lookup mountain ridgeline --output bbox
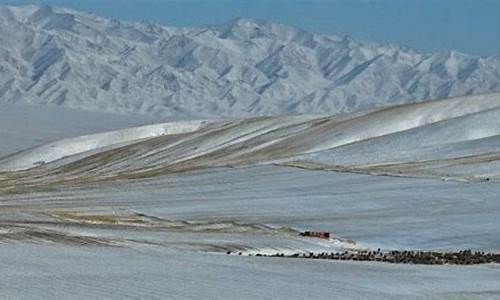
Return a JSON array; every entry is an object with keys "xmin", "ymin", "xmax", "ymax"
[{"xmin": 1, "ymin": 4, "xmax": 500, "ymax": 118}]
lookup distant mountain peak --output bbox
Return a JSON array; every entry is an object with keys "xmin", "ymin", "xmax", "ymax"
[{"xmin": 0, "ymin": 4, "xmax": 499, "ymax": 119}]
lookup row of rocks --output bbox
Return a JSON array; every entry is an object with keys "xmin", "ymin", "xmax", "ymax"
[{"xmin": 228, "ymin": 249, "xmax": 500, "ymax": 265}]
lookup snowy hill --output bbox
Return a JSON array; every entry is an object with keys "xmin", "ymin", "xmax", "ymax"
[
  {"xmin": 3, "ymin": 93, "xmax": 500, "ymax": 186},
  {"xmin": 1, "ymin": 4, "xmax": 500, "ymax": 118},
  {"xmin": 0, "ymin": 103, "xmax": 159, "ymax": 157}
]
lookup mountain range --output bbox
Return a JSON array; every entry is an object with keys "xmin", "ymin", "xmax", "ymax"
[{"xmin": 1, "ymin": 4, "xmax": 500, "ymax": 118}]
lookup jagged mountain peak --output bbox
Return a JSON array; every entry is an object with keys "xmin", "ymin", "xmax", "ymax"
[
  {"xmin": 0, "ymin": 4, "xmax": 499, "ymax": 119},
  {"xmin": 214, "ymin": 17, "xmax": 304, "ymax": 41}
]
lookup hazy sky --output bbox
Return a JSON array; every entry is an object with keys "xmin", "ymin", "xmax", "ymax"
[{"xmin": 1, "ymin": 0, "xmax": 499, "ymax": 56}]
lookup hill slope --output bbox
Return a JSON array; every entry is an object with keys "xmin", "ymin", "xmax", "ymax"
[
  {"xmin": 2, "ymin": 93, "xmax": 500, "ymax": 190},
  {"xmin": 1, "ymin": 5, "xmax": 500, "ymax": 118}
]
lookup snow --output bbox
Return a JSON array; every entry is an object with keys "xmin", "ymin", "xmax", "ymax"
[
  {"xmin": 11, "ymin": 245, "xmax": 500, "ymax": 299},
  {"xmin": 1, "ymin": 243, "xmax": 499, "ymax": 299},
  {"xmin": 1, "ymin": 4, "xmax": 500, "ymax": 119},
  {"xmin": 0, "ymin": 102, "xmax": 159, "ymax": 157},
  {"xmin": 4, "ymin": 165, "xmax": 498, "ymax": 251},
  {"xmin": 1, "ymin": 165, "xmax": 500, "ymax": 298},
  {"xmin": 1, "ymin": 6, "xmax": 500, "ymax": 296},
  {"xmin": 3, "ymin": 92, "xmax": 500, "ymax": 181},
  {"xmin": 1, "ymin": 94, "xmax": 500, "ymax": 298},
  {"xmin": 0, "ymin": 114, "xmax": 208, "ymax": 171}
]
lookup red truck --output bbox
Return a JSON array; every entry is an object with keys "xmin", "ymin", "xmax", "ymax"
[{"xmin": 300, "ymin": 231, "xmax": 330, "ymax": 239}]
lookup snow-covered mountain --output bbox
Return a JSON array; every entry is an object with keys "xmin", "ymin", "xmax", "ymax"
[{"xmin": 1, "ymin": 4, "xmax": 500, "ymax": 118}]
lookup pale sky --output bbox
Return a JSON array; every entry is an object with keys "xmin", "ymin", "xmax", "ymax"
[{"xmin": 1, "ymin": 0, "xmax": 499, "ymax": 56}]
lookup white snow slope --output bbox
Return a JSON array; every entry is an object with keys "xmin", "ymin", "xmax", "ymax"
[
  {"xmin": 0, "ymin": 102, "xmax": 161, "ymax": 157},
  {"xmin": 2, "ymin": 92, "xmax": 500, "ymax": 184},
  {"xmin": 0, "ymin": 118, "xmax": 207, "ymax": 171},
  {"xmin": 1, "ymin": 4, "xmax": 500, "ymax": 118},
  {"xmin": 2, "ymin": 95, "xmax": 500, "ymax": 299}
]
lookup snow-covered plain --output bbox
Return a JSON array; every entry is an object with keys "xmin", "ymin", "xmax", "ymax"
[
  {"xmin": 1, "ymin": 244, "xmax": 500, "ymax": 299},
  {"xmin": 2, "ymin": 79, "xmax": 500, "ymax": 297},
  {"xmin": 1, "ymin": 165, "xmax": 500, "ymax": 298},
  {"xmin": 3, "ymin": 165, "xmax": 500, "ymax": 251}
]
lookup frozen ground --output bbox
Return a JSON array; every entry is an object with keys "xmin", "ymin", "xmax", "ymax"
[
  {"xmin": 2, "ymin": 94, "xmax": 500, "ymax": 298},
  {"xmin": 1, "ymin": 244, "xmax": 500, "ymax": 299},
  {"xmin": 1, "ymin": 166, "xmax": 500, "ymax": 298},
  {"xmin": 2, "ymin": 165, "xmax": 500, "ymax": 251}
]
